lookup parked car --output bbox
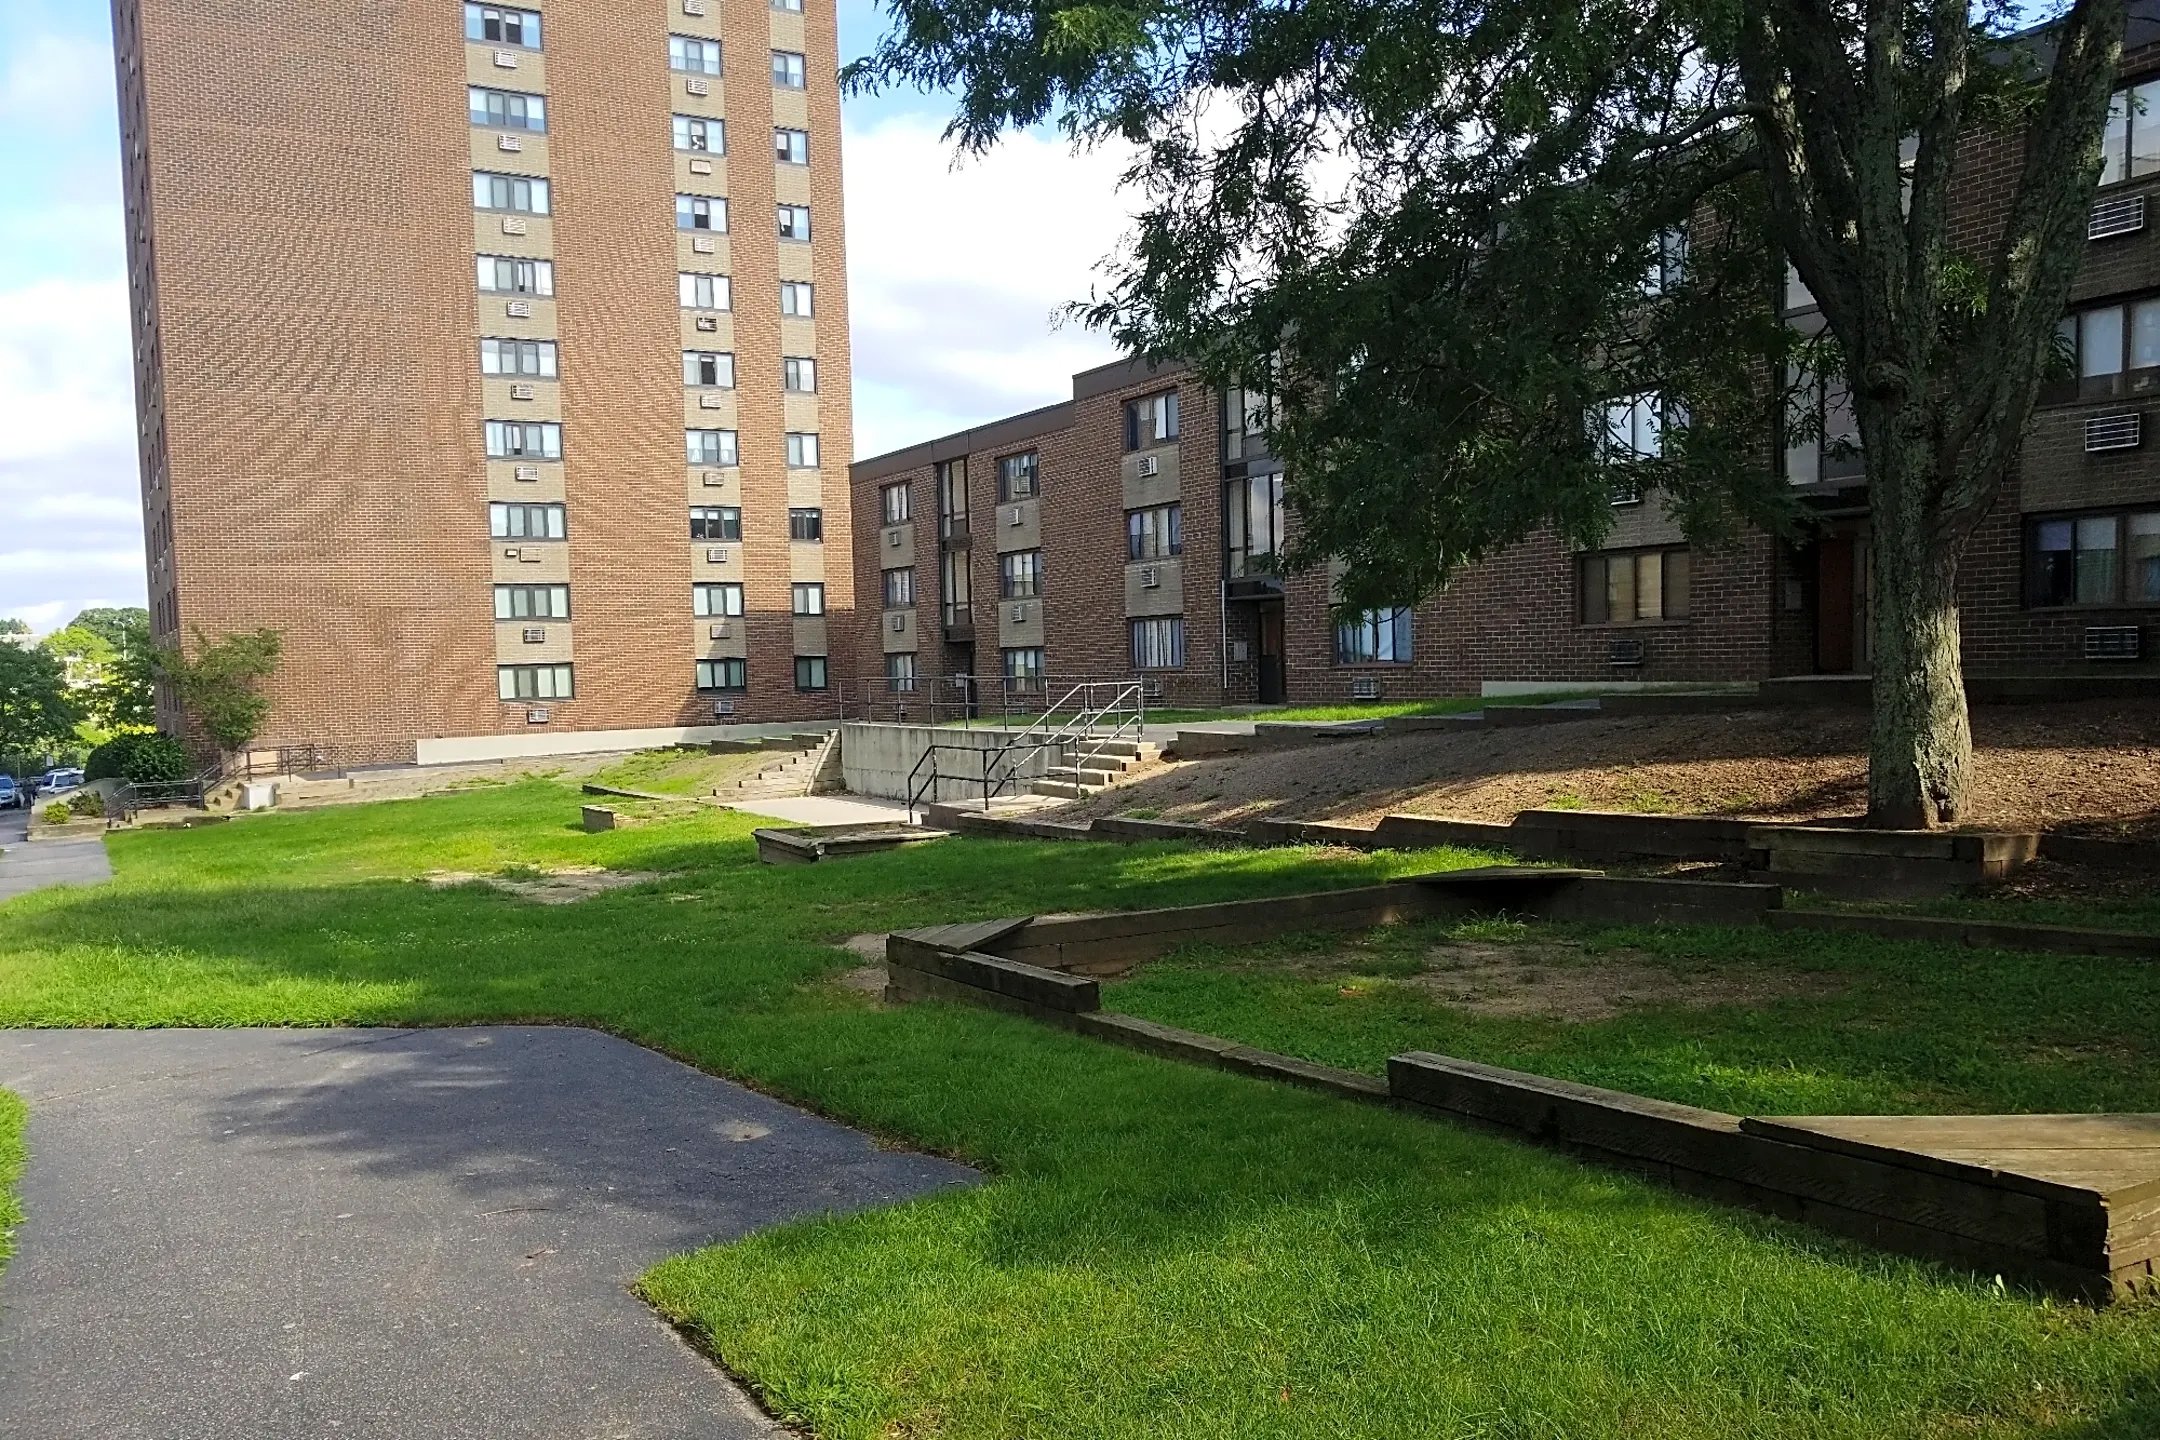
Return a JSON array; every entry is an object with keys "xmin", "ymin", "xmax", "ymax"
[
  {"xmin": 34, "ymin": 768, "xmax": 85, "ymax": 797},
  {"xmin": 0, "ymin": 775, "xmax": 19, "ymax": 809}
]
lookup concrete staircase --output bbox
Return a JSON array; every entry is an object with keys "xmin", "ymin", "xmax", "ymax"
[
  {"xmin": 716, "ymin": 731, "xmax": 837, "ymax": 802},
  {"xmin": 1029, "ymin": 736, "xmax": 1160, "ymax": 800}
]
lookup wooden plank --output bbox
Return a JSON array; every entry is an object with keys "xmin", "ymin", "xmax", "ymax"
[
  {"xmin": 889, "ymin": 948, "xmax": 1101, "ymax": 1014},
  {"xmin": 1742, "ymin": 1115, "xmax": 2160, "ymax": 1208},
  {"xmin": 1218, "ymin": 1047, "xmax": 1389, "ymax": 1102},
  {"xmin": 919, "ymin": 916, "xmax": 1037, "ymax": 955},
  {"xmin": 1746, "ymin": 825, "xmax": 1962, "ymax": 860}
]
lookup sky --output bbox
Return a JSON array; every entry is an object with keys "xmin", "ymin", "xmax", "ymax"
[{"xmin": 0, "ymin": 0, "xmax": 1133, "ymax": 635}]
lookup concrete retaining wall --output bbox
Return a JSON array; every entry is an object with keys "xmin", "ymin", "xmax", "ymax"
[{"xmin": 840, "ymin": 722, "xmax": 1064, "ymax": 803}]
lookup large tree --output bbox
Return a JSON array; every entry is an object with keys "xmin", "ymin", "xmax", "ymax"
[
  {"xmin": 158, "ymin": 628, "xmax": 283, "ymax": 756},
  {"xmin": 855, "ymin": 0, "xmax": 2127, "ymax": 827},
  {"xmin": 0, "ymin": 643, "xmax": 79, "ymax": 765}
]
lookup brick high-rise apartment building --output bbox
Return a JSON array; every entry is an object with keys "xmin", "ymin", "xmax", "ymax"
[
  {"xmin": 113, "ymin": 0, "xmax": 854, "ymax": 763},
  {"xmin": 853, "ymin": 31, "xmax": 2160, "ymax": 710}
]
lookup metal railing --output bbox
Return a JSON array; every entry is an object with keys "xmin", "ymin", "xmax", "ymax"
[
  {"xmin": 905, "ymin": 679, "xmax": 1145, "ymax": 822},
  {"xmin": 856, "ymin": 673, "xmax": 1167, "ymax": 727}
]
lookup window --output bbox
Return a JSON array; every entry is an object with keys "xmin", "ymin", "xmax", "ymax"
[
  {"xmin": 464, "ymin": 4, "xmax": 539, "ymax": 47},
  {"xmin": 693, "ymin": 582, "xmax": 745, "ymax": 617},
  {"xmin": 489, "ymin": 502, "xmax": 566, "ymax": 540},
  {"xmin": 1127, "ymin": 503, "xmax": 1182, "ymax": 560},
  {"xmin": 785, "ymin": 432, "xmax": 821, "ymax": 468},
  {"xmin": 1601, "ymin": 392, "xmax": 1665, "ymax": 459},
  {"xmin": 678, "ymin": 272, "xmax": 731, "ymax": 310},
  {"xmin": 1003, "ymin": 647, "xmax": 1045, "ymax": 691},
  {"xmin": 1223, "ymin": 379, "xmax": 1272, "ymax": 461},
  {"xmin": 498, "ymin": 663, "xmax": 572, "ymax": 700},
  {"xmin": 772, "ymin": 50, "xmax": 806, "ymax": 88},
  {"xmin": 683, "ymin": 351, "xmax": 735, "ymax": 388},
  {"xmin": 882, "ymin": 567, "xmax": 915, "ymax": 607},
  {"xmin": 690, "ymin": 506, "xmax": 741, "ymax": 541},
  {"xmin": 1580, "ymin": 547, "xmax": 1692, "ymax": 623},
  {"xmin": 2027, "ymin": 509, "xmax": 2160, "ymax": 606},
  {"xmin": 940, "ymin": 547, "xmax": 971, "ymax": 622},
  {"xmin": 669, "ymin": 35, "xmax": 722, "ymax": 74},
  {"xmin": 885, "ymin": 653, "xmax": 917, "ymax": 692},
  {"xmin": 474, "ymin": 172, "xmax": 549, "ymax": 214},
  {"xmin": 778, "ymin": 204, "xmax": 812, "ymax": 241},
  {"xmin": 480, "ymin": 337, "xmax": 557, "ymax": 377},
  {"xmin": 775, "ymin": 128, "xmax": 809, "ymax": 164},
  {"xmin": 880, "ymin": 482, "xmax": 910, "ymax": 524},
  {"xmin": 1124, "ymin": 390, "xmax": 1180, "ymax": 449},
  {"xmin": 791, "ymin": 582, "xmax": 825, "ymax": 616},
  {"xmin": 469, "ymin": 87, "xmax": 545, "ymax": 131},
  {"xmin": 493, "ymin": 583, "xmax": 569, "ymax": 620},
  {"xmin": 1131, "ymin": 616, "xmax": 1185, "ymax": 670},
  {"xmin": 936, "ymin": 457, "xmax": 968, "ymax": 537},
  {"xmin": 686, "ymin": 429, "xmax": 738, "ymax": 466},
  {"xmin": 1642, "ymin": 227, "xmax": 1688, "ymax": 295},
  {"xmin": 2100, "ymin": 78, "xmax": 2160, "ymax": 186},
  {"xmin": 773, "ymin": 0, "xmax": 804, "ymax": 10},
  {"xmin": 1225, "ymin": 469, "xmax": 1286, "ymax": 577},
  {"xmin": 485, "ymin": 420, "xmax": 561, "ymax": 458},
  {"xmin": 1336, "ymin": 608, "xmax": 1413, "ymax": 664},
  {"xmin": 477, "ymin": 255, "xmax": 553, "ymax": 295},
  {"xmin": 996, "ymin": 451, "xmax": 1039, "ymax": 501},
  {"xmin": 2055, "ymin": 298, "xmax": 2160, "ymax": 398},
  {"xmin": 794, "ymin": 655, "xmax": 828, "ymax": 690},
  {"xmin": 784, "ymin": 356, "xmax": 817, "ymax": 392},
  {"xmin": 1783, "ymin": 364, "xmax": 1863, "ymax": 484},
  {"xmin": 999, "ymin": 549, "xmax": 1043, "ymax": 599},
  {"xmin": 788, "ymin": 507, "xmax": 823, "ymax": 541},
  {"xmin": 673, "ymin": 115, "xmax": 725, "ymax": 153},
  {"xmin": 780, "ymin": 282, "xmax": 814, "ymax": 317},
  {"xmin": 697, "ymin": 658, "xmax": 746, "ymax": 692},
  {"xmin": 676, "ymin": 194, "xmax": 727, "ymax": 232}
]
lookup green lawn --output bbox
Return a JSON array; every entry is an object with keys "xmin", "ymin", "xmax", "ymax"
[
  {"xmin": 588, "ymin": 745, "xmax": 772, "ymax": 796},
  {"xmin": 1, "ymin": 785, "xmax": 2157, "ymax": 1438}
]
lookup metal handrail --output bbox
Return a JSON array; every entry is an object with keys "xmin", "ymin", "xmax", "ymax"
[{"xmin": 905, "ymin": 680, "xmax": 1146, "ymax": 822}]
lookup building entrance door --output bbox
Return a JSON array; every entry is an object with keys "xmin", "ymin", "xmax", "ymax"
[
  {"xmin": 1814, "ymin": 531, "xmax": 1870, "ymax": 673},
  {"xmin": 1256, "ymin": 606, "xmax": 1286, "ymax": 704}
]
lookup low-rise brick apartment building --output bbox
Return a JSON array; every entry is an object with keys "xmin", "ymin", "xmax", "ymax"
[
  {"xmin": 851, "ymin": 36, "xmax": 2160, "ymax": 712},
  {"xmin": 115, "ymin": 0, "xmax": 856, "ymax": 763}
]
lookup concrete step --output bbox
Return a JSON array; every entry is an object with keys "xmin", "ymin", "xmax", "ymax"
[{"xmin": 1031, "ymin": 779, "xmax": 1085, "ymax": 799}]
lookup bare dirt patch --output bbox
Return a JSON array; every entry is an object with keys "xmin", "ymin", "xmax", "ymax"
[
  {"xmin": 422, "ymin": 866, "xmax": 661, "ymax": 904},
  {"xmin": 1070, "ymin": 701, "xmax": 2160, "ymax": 839},
  {"xmin": 1406, "ymin": 940, "xmax": 1840, "ymax": 1022}
]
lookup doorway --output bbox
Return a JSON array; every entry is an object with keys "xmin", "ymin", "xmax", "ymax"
[
  {"xmin": 1256, "ymin": 606, "xmax": 1286, "ymax": 704},
  {"xmin": 1813, "ymin": 529, "xmax": 1870, "ymax": 673}
]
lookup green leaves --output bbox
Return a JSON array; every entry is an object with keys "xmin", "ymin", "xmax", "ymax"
[{"xmin": 156, "ymin": 627, "xmax": 283, "ymax": 755}]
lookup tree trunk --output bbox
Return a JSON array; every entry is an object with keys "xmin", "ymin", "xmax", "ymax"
[{"xmin": 1864, "ymin": 456, "xmax": 1972, "ymax": 829}]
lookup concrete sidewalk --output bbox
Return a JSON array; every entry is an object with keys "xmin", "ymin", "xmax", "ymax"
[
  {"xmin": 0, "ymin": 810, "xmax": 112, "ymax": 904},
  {"xmin": 724, "ymin": 794, "xmax": 915, "ymax": 826},
  {"xmin": 0, "ymin": 1026, "xmax": 975, "ymax": 1439}
]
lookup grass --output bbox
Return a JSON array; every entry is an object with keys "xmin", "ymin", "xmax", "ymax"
[
  {"xmin": 1107, "ymin": 916, "xmax": 2160, "ymax": 1117},
  {"xmin": 0, "ymin": 785, "xmax": 2157, "ymax": 1438},
  {"xmin": 0, "ymin": 1089, "xmax": 22, "ymax": 1273},
  {"xmin": 588, "ymin": 745, "xmax": 771, "ymax": 797}
]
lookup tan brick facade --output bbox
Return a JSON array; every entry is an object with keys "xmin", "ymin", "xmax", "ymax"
[{"xmin": 114, "ymin": 0, "xmax": 853, "ymax": 761}]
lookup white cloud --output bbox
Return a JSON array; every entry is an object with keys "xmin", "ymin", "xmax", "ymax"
[
  {"xmin": 842, "ymin": 114, "xmax": 1137, "ymax": 458},
  {"xmin": 0, "ymin": 30, "xmax": 111, "ymax": 129}
]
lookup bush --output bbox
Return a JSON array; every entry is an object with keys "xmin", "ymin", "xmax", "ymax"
[
  {"xmin": 86, "ymin": 732, "xmax": 191, "ymax": 785},
  {"xmin": 84, "ymin": 733, "xmax": 146, "ymax": 782},
  {"xmin": 41, "ymin": 801, "xmax": 71, "ymax": 824},
  {"xmin": 69, "ymin": 790, "xmax": 105, "ymax": 819}
]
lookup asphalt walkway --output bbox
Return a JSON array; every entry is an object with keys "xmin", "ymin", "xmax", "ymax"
[
  {"xmin": 0, "ymin": 1026, "xmax": 975, "ymax": 1438},
  {"xmin": 0, "ymin": 809, "xmax": 112, "ymax": 903}
]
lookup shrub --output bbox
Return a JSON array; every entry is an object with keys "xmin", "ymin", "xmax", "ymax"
[
  {"xmin": 69, "ymin": 790, "xmax": 105, "ymax": 819},
  {"xmin": 84, "ymin": 733, "xmax": 146, "ymax": 782},
  {"xmin": 41, "ymin": 801, "xmax": 71, "ymax": 824},
  {"xmin": 120, "ymin": 734, "xmax": 190, "ymax": 785}
]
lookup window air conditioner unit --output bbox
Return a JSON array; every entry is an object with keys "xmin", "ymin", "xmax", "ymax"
[
  {"xmin": 1010, "ymin": 602, "xmax": 1027, "ymax": 622},
  {"xmin": 707, "ymin": 546, "xmax": 730, "ymax": 562},
  {"xmin": 1609, "ymin": 637, "xmax": 1647, "ymax": 666},
  {"xmin": 1140, "ymin": 565, "xmax": 1160, "ymax": 588},
  {"xmin": 2089, "ymin": 194, "xmax": 2147, "ymax": 240},
  {"xmin": 695, "ymin": 315, "xmax": 719, "ymax": 332},
  {"xmin": 1137, "ymin": 454, "xmax": 1159, "ymax": 477},
  {"xmin": 497, "ymin": 134, "xmax": 523, "ymax": 152},
  {"xmin": 493, "ymin": 49, "xmax": 518, "ymax": 67},
  {"xmin": 701, "ymin": 470, "xmax": 724, "ymax": 486},
  {"xmin": 502, "ymin": 546, "xmax": 521, "ymax": 559},
  {"xmin": 2085, "ymin": 412, "xmax": 2143, "ymax": 452},
  {"xmin": 1142, "ymin": 677, "xmax": 1165, "ymax": 700},
  {"xmin": 710, "ymin": 622, "xmax": 730, "ymax": 639},
  {"xmin": 689, "ymin": 159, "xmax": 713, "ymax": 175},
  {"xmin": 685, "ymin": 77, "xmax": 710, "ymax": 96},
  {"xmin": 890, "ymin": 612, "xmax": 906, "ymax": 632},
  {"xmin": 527, "ymin": 707, "xmax": 550, "ymax": 724},
  {"xmin": 683, "ymin": 0, "xmax": 707, "ymax": 13},
  {"xmin": 713, "ymin": 699, "xmax": 736, "ymax": 717},
  {"xmin": 1008, "ymin": 506, "xmax": 1023, "ymax": 526},
  {"xmin": 887, "ymin": 528, "xmax": 903, "ymax": 547},
  {"xmin": 1611, "ymin": 481, "xmax": 1643, "ymax": 507},
  {"xmin": 699, "ymin": 393, "xmax": 723, "ymax": 409},
  {"xmin": 522, "ymin": 626, "xmax": 545, "ymax": 644},
  {"xmin": 520, "ymin": 550, "xmax": 543, "ymax": 564},
  {"xmin": 509, "ymin": 382, "xmax": 536, "ymax": 400},
  {"xmin": 513, "ymin": 464, "xmax": 539, "ymax": 481},
  {"xmin": 506, "ymin": 300, "xmax": 533, "ymax": 318},
  {"xmin": 1350, "ymin": 676, "xmax": 1382, "ymax": 700},
  {"xmin": 2084, "ymin": 624, "xmax": 2143, "ymax": 661},
  {"xmin": 691, "ymin": 237, "xmax": 716, "ymax": 254},
  {"xmin": 501, "ymin": 217, "xmax": 528, "ymax": 235}
]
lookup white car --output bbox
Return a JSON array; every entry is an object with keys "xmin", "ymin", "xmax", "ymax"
[{"xmin": 34, "ymin": 768, "xmax": 85, "ymax": 798}]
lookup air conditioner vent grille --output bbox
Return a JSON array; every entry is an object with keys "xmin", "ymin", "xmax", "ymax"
[
  {"xmin": 2090, "ymin": 194, "xmax": 2148, "ymax": 240},
  {"xmin": 2086, "ymin": 412, "xmax": 2143, "ymax": 452}
]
